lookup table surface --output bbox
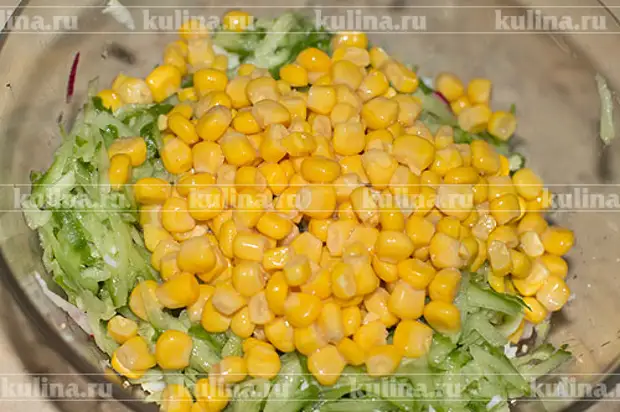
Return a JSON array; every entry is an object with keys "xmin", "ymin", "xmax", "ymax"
[{"xmin": 1, "ymin": 1, "xmax": 620, "ymax": 411}]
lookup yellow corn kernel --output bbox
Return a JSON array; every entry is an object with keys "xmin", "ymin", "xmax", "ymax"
[
  {"xmin": 361, "ymin": 97, "xmax": 398, "ymax": 130},
  {"xmin": 296, "ymin": 185, "xmax": 337, "ymax": 220},
  {"xmin": 293, "ymin": 323, "xmax": 327, "ymax": 356},
  {"xmin": 187, "ymin": 285, "xmax": 215, "ymax": 323},
  {"xmin": 466, "ymin": 78, "xmax": 491, "ymax": 105},
  {"xmin": 361, "ymin": 150, "xmax": 398, "ymax": 190},
  {"xmin": 129, "ymin": 280, "xmax": 160, "ymax": 321},
  {"xmin": 487, "ymin": 240, "xmax": 512, "ymax": 277},
  {"xmin": 236, "ymin": 63, "xmax": 255, "ymax": 77},
  {"xmin": 150, "ymin": 238, "xmax": 180, "ymax": 272},
  {"xmin": 393, "ymin": 320, "xmax": 433, "ymax": 359},
  {"xmin": 284, "ymin": 292, "xmax": 322, "ymax": 328},
  {"xmin": 306, "ymin": 219, "xmax": 330, "ymax": 243},
  {"xmin": 397, "ymin": 258, "xmax": 435, "ymax": 289},
  {"xmin": 280, "ymin": 255, "xmax": 311, "ymax": 287},
  {"xmin": 187, "ymin": 187, "xmax": 225, "ymax": 221},
  {"xmin": 375, "ymin": 230, "xmax": 415, "ymax": 264},
  {"xmin": 175, "ymin": 236, "xmax": 215, "ymax": 274},
  {"xmin": 522, "ymin": 297, "xmax": 548, "ymax": 324},
  {"xmin": 264, "ymin": 317, "xmax": 295, "ymax": 352},
  {"xmin": 364, "ymin": 288, "xmax": 398, "ymax": 327},
  {"xmin": 306, "ymin": 85, "xmax": 337, "ymax": 115},
  {"xmin": 469, "ymin": 238, "xmax": 487, "ymax": 272},
  {"xmin": 332, "ymin": 45, "xmax": 370, "ymax": 67},
  {"xmin": 300, "ymin": 268, "xmax": 332, "ymax": 300},
  {"xmin": 191, "ymin": 141, "xmax": 223, "ymax": 174},
  {"xmin": 156, "ymin": 272, "xmax": 200, "ymax": 309},
  {"xmin": 155, "ymin": 330, "xmax": 193, "ymax": 370},
  {"xmin": 230, "ymin": 307, "xmax": 255, "ymax": 338},
  {"xmin": 353, "ymin": 320, "xmax": 387, "ymax": 352},
  {"xmin": 331, "ymin": 121, "xmax": 365, "ymax": 156},
  {"xmin": 281, "ymin": 131, "xmax": 317, "ymax": 157},
  {"xmin": 429, "ymin": 232, "xmax": 463, "ymax": 269},
  {"xmin": 488, "ymin": 111, "xmax": 517, "ymax": 142},
  {"xmin": 511, "ymin": 167, "xmax": 543, "ymax": 200},
  {"xmin": 450, "ymin": 95, "xmax": 470, "ymax": 116},
  {"xmin": 146, "ymin": 65, "xmax": 182, "ymax": 102},
  {"xmin": 435, "ymin": 72, "xmax": 464, "ymax": 102},
  {"xmin": 245, "ymin": 76, "xmax": 279, "ymax": 105},
  {"xmin": 263, "ymin": 271, "xmax": 288, "ymax": 316},
  {"xmin": 161, "ymin": 197, "xmax": 195, "ymax": 234},
  {"xmin": 223, "ymin": 75, "xmax": 250, "ymax": 109},
  {"xmin": 387, "ymin": 280, "xmax": 423, "ymax": 320},
  {"xmin": 330, "ymin": 59, "xmax": 363, "ymax": 90},
  {"xmin": 316, "ymin": 302, "xmax": 345, "ymax": 343},
  {"xmin": 405, "ymin": 216, "xmax": 435, "ymax": 248},
  {"xmin": 245, "ymin": 342, "xmax": 281, "ymax": 379},
  {"xmin": 220, "ymin": 132, "xmax": 257, "ymax": 166},
  {"xmin": 178, "ymin": 87, "xmax": 197, "ymax": 102},
  {"xmin": 369, "ymin": 256, "xmax": 396, "ymax": 283},
  {"xmin": 195, "ymin": 91, "xmax": 233, "ymax": 118},
  {"xmin": 325, "ymin": 220, "xmax": 356, "ymax": 257},
  {"xmin": 114, "ymin": 77, "xmax": 153, "ymax": 104},
  {"xmin": 336, "ymin": 338, "xmax": 366, "ymax": 366},
  {"xmin": 251, "ymin": 99, "xmax": 291, "ymax": 129},
  {"xmin": 231, "ymin": 109, "xmax": 260, "ymax": 135},
  {"xmin": 108, "ymin": 136, "xmax": 147, "ymax": 167},
  {"xmin": 194, "ymin": 107, "xmax": 231, "ymax": 141},
  {"xmin": 212, "ymin": 356, "xmax": 248, "ymax": 385},
  {"xmin": 471, "ymin": 140, "xmax": 501, "ymax": 176},
  {"xmin": 161, "ymin": 384, "xmax": 193, "ymax": 412},
  {"xmin": 178, "ymin": 18, "xmax": 209, "ymax": 39},
  {"xmin": 299, "ymin": 157, "xmax": 340, "ymax": 184},
  {"xmin": 364, "ymin": 344, "xmax": 401, "ymax": 377},
  {"xmin": 512, "ymin": 259, "xmax": 550, "ymax": 296},
  {"xmin": 428, "ymin": 268, "xmax": 462, "ymax": 303},
  {"xmin": 489, "ymin": 193, "xmax": 521, "ymax": 225},
  {"xmin": 216, "ymin": 220, "xmax": 237, "ymax": 259},
  {"xmin": 107, "ymin": 315, "xmax": 138, "ymax": 344},
  {"xmin": 278, "ymin": 63, "xmax": 308, "ymax": 87},
  {"xmin": 382, "ymin": 60, "xmax": 419, "ymax": 93},
  {"xmin": 540, "ymin": 227, "xmax": 574, "ymax": 256},
  {"xmin": 510, "ymin": 249, "xmax": 532, "ymax": 279},
  {"xmin": 248, "ymin": 291, "xmax": 275, "ymax": 325},
  {"xmin": 435, "ymin": 217, "xmax": 461, "ymax": 240},
  {"xmin": 536, "ymin": 275, "xmax": 570, "ymax": 312},
  {"xmin": 114, "ymin": 336, "xmax": 157, "ymax": 372},
  {"xmin": 108, "ymin": 154, "xmax": 132, "ymax": 190},
  {"xmin": 307, "ymin": 344, "xmax": 346, "ymax": 386},
  {"xmin": 262, "ymin": 246, "xmax": 292, "ymax": 272},
  {"xmin": 392, "ymin": 134, "xmax": 435, "ymax": 175},
  {"xmin": 458, "ymin": 104, "xmax": 491, "ymax": 134},
  {"xmin": 357, "ymin": 69, "xmax": 389, "ymax": 102},
  {"xmin": 520, "ymin": 231, "xmax": 546, "ymax": 258},
  {"xmin": 97, "ymin": 89, "xmax": 123, "ymax": 112},
  {"xmin": 487, "ymin": 175, "xmax": 516, "ymax": 200},
  {"xmin": 222, "ymin": 9, "xmax": 252, "ymax": 32},
  {"xmin": 230, "ymin": 261, "xmax": 264, "ymax": 298},
  {"xmin": 368, "ymin": 46, "xmax": 389, "ymax": 68},
  {"xmin": 332, "ymin": 31, "xmax": 368, "ymax": 49},
  {"xmin": 194, "ymin": 378, "xmax": 230, "ymax": 412},
  {"xmin": 161, "ymin": 138, "xmax": 192, "ymax": 175},
  {"xmin": 201, "ymin": 298, "xmax": 232, "ymax": 332},
  {"xmin": 256, "ymin": 162, "xmax": 287, "ymax": 195},
  {"xmin": 211, "ymin": 283, "xmax": 247, "ymax": 317},
  {"xmin": 539, "ymin": 254, "xmax": 568, "ymax": 279},
  {"xmin": 296, "ymin": 47, "xmax": 331, "ymax": 72},
  {"xmin": 424, "ymin": 301, "xmax": 461, "ymax": 334},
  {"xmin": 177, "ymin": 172, "xmax": 216, "ymax": 197},
  {"xmin": 379, "ymin": 205, "xmax": 405, "ymax": 232},
  {"xmin": 335, "ymin": 306, "xmax": 360, "ymax": 338},
  {"xmin": 330, "ymin": 262, "xmax": 358, "ymax": 300},
  {"xmin": 488, "ymin": 225, "xmax": 519, "ymax": 249}
]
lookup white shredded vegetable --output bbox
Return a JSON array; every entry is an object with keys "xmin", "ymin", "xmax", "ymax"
[{"xmin": 102, "ymin": 0, "xmax": 135, "ymax": 31}]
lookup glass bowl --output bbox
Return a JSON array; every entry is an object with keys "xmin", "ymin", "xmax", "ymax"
[{"xmin": 1, "ymin": 1, "xmax": 619, "ymax": 411}]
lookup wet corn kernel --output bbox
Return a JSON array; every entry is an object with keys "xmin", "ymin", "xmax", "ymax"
[
  {"xmin": 541, "ymin": 227, "xmax": 574, "ymax": 256},
  {"xmin": 397, "ymin": 258, "xmax": 436, "ymax": 289},
  {"xmin": 161, "ymin": 138, "xmax": 193, "ymax": 175},
  {"xmin": 393, "ymin": 134, "xmax": 436, "ymax": 175},
  {"xmin": 307, "ymin": 85, "xmax": 337, "ymax": 115},
  {"xmin": 489, "ymin": 193, "xmax": 521, "ymax": 225},
  {"xmin": 361, "ymin": 97, "xmax": 399, "ymax": 130},
  {"xmin": 301, "ymin": 269, "xmax": 332, "ymax": 300},
  {"xmin": 435, "ymin": 73, "xmax": 464, "ymax": 102},
  {"xmin": 510, "ymin": 249, "xmax": 532, "ymax": 279},
  {"xmin": 337, "ymin": 338, "xmax": 366, "ymax": 366},
  {"xmin": 283, "ymin": 292, "xmax": 322, "ymax": 328},
  {"xmin": 429, "ymin": 232, "xmax": 463, "ymax": 269},
  {"xmin": 382, "ymin": 60, "xmax": 419, "ymax": 93},
  {"xmin": 520, "ymin": 231, "xmax": 545, "ymax": 258},
  {"xmin": 108, "ymin": 154, "xmax": 132, "ymax": 190},
  {"xmin": 156, "ymin": 330, "xmax": 193, "ymax": 370},
  {"xmin": 201, "ymin": 299, "xmax": 232, "ymax": 333},
  {"xmin": 317, "ymin": 301, "xmax": 345, "ymax": 343},
  {"xmin": 156, "ymin": 272, "xmax": 200, "ymax": 309},
  {"xmin": 107, "ymin": 315, "xmax": 138, "ymax": 344},
  {"xmin": 512, "ymin": 259, "xmax": 550, "ymax": 296},
  {"xmin": 245, "ymin": 343, "xmax": 282, "ymax": 380},
  {"xmin": 428, "ymin": 268, "xmax": 462, "ymax": 302},
  {"xmin": 160, "ymin": 384, "xmax": 193, "ymax": 412},
  {"xmin": 195, "ymin": 378, "xmax": 230, "ymax": 412},
  {"xmin": 294, "ymin": 323, "xmax": 328, "ymax": 356},
  {"xmin": 522, "ymin": 296, "xmax": 548, "ymax": 324},
  {"xmin": 375, "ymin": 230, "xmax": 415, "ymax": 264},
  {"xmin": 393, "ymin": 320, "xmax": 433, "ymax": 358},
  {"xmin": 264, "ymin": 317, "xmax": 295, "ymax": 352},
  {"xmin": 536, "ymin": 275, "xmax": 570, "ymax": 312},
  {"xmin": 308, "ymin": 344, "xmax": 346, "ymax": 386},
  {"xmin": 353, "ymin": 320, "xmax": 387, "ymax": 352},
  {"xmin": 539, "ymin": 254, "xmax": 568, "ymax": 279},
  {"xmin": 114, "ymin": 336, "xmax": 157, "ymax": 373},
  {"xmin": 331, "ymin": 59, "xmax": 364, "ymax": 90},
  {"xmin": 230, "ymin": 306, "xmax": 255, "ymax": 338},
  {"xmin": 364, "ymin": 288, "xmax": 398, "ymax": 327},
  {"xmin": 108, "ymin": 136, "xmax": 147, "ymax": 167},
  {"xmin": 296, "ymin": 48, "xmax": 331, "ymax": 72},
  {"xmin": 365, "ymin": 344, "xmax": 402, "ymax": 377},
  {"xmin": 423, "ymin": 301, "xmax": 461, "ymax": 334},
  {"xmin": 488, "ymin": 111, "xmax": 517, "ymax": 141}
]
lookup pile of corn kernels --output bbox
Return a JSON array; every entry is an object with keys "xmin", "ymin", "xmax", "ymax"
[{"xmin": 98, "ymin": 11, "xmax": 574, "ymax": 412}]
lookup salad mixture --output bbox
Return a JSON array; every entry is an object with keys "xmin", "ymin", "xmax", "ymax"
[{"xmin": 24, "ymin": 11, "xmax": 575, "ymax": 412}]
